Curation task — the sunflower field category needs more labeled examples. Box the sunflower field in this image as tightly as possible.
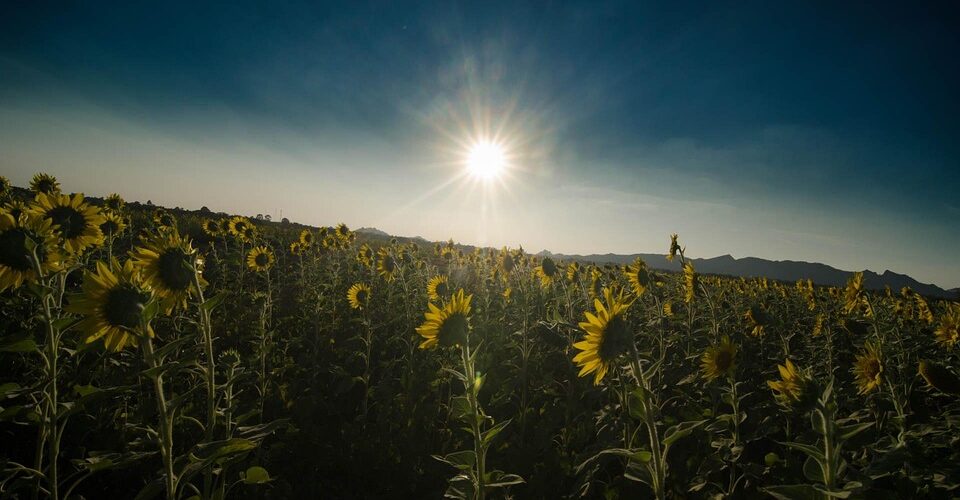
[1,173,959,500]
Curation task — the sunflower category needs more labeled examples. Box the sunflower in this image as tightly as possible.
[499,250,516,274]
[588,268,604,300]
[202,219,222,237]
[934,304,960,349]
[335,223,351,241]
[918,360,960,395]
[767,359,812,407]
[502,287,512,303]
[376,247,397,282]
[357,244,374,267]
[744,305,770,337]
[700,335,737,382]
[67,259,153,352]
[30,173,60,195]
[228,216,251,240]
[416,288,472,349]
[667,233,681,262]
[247,246,275,272]
[626,257,651,296]
[683,262,698,303]
[152,208,176,229]
[289,241,305,255]
[566,262,581,282]
[104,193,125,212]
[572,287,635,385]
[0,209,61,291]
[219,218,233,235]
[0,176,10,198]
[130,230,205,313]
[29,192,105,255]
[812,313,825,337]
[662,301,674,317]
[843,272,868,316]
[852,342,883,395]
[347,282,371,310]
[99,211,127,239]
[535,257,559,287]
[3,200,27,221]
[242,226,257,243]
[299,229,314,247]
[427,275,449,302]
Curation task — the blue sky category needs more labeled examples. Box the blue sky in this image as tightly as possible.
[1,1,958,287]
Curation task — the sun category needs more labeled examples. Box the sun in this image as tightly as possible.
[466,141,506,180]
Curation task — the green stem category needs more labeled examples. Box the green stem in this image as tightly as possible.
[141,332,176,500]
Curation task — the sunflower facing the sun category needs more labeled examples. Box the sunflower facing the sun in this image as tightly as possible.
[572,287,635,385]
[626,257,651,297]
[0,209,62,291]
[68,259,154,352]
[247,246,275,272]
[347,282,371,310]
[427,275,449,302]
[130,230,205,313]
[416,288,472,349]
[376,247,397,282]
[29,192,105,255]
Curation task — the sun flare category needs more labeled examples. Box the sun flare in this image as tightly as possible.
[466,141,506,180]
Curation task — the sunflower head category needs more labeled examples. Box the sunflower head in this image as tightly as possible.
[104,193,125,212]
[572,287,635,385]
[130,230,204,313]
[335,223,351,240]
[934,304,960,349]
[202,219,222,237]
[299,229,314,247]
[228,216,251,241]
[416,288,472,349]
[536,257,559,287]
[67,259,155,351]
[247,246,275,272]
[0,176,10,198]
[566,262,581,282]
[347,282,372,310]
[626,257,651,296]
[427,275,449,302]
[29,192,105,255]
[667,233,681,262]
[918,360,960,396]
[152,209,176,229]
[853,342,883,395]
[683,262,698,303]
[701,335,737,382]
[30,173,60,195]
[0,209,62,291]
[843,271,868,315]
[744,305,770,337]
[767,359,815,409]
[500,250,515,274]
[99,211,127,239]
[376,247,397,282]
[289,241,305,255]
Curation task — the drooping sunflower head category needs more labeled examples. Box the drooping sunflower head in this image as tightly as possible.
[744,305,770,337]
[667,233,681,261]
[500,249,515,274]
[683,262,698,303]
[202,219,222,237]
[68,259,154,352]
[626,257,651,296]
[572,287,635,385]
[99,211,127,239]
[29,192,105,255]
[299,229,314,247]
[843,271,867,315]
[347,282,372,310]
[427,275,449,302]
[934,304,960,349]
[566,262,581,282]
[416,288,472,349]
[30,173,60,195]
[853,342,883,395]
[104,193,125,212]
[130,230,204,313]
[357,244,374,267]
[700,335,737,382]
[918,360,960,396]
[0,210,62,291]
[536,257,559,287]
[247,246,275,272]
[376,247,397,282]
[767,358,815,409]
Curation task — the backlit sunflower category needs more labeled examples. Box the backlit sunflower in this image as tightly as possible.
[853,342,883,395]
[626,257,651,297]
[416,288,472,349]
[500,250,516,275]
[744,305,770,337]
[99,212,127,239]
[152,208,176,229]
[0,209,61,291]
[767,359,812,407]
[843,272,868,316]
[298,229,314,247]
[934,304,960,349]
[247,246,275,272]
[104,193,125,212]
[918,360,960,395]
[700,335,737,382]
[67,259,153,352]
[683,262,698,303]
[572,287,635,385]
[130,230,205,313]
[29,192,105,255]
[376,247,397,282]
[535,257,559,287]
[427,275,449,302]
[202,219,222,237]
[347,282,371,310]
[30,173,60,195]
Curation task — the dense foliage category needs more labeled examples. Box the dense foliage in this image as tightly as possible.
[1,173,959,499]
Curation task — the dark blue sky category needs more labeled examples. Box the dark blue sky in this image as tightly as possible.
[2,1,958,286]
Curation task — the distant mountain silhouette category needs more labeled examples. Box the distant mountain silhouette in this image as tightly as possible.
[355,227,390,237]
[538,251,957,299]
